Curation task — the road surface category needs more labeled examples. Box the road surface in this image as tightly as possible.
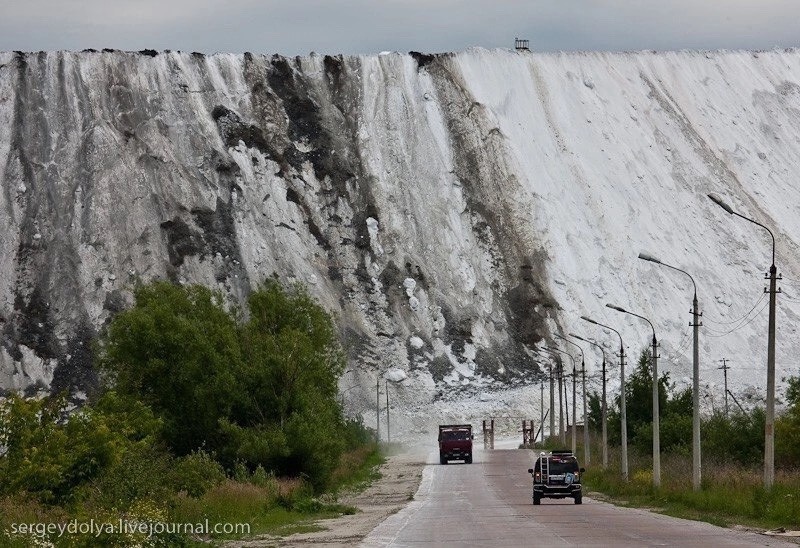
[362,445,795,547]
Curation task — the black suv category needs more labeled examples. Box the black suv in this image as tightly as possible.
[527,450,585,505]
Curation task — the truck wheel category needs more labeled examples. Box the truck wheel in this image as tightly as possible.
[574,495,582,505]
[465,455,473,464]
[533,493,541,505]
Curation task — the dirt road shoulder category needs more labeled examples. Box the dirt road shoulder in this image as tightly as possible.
[226,448,428,547]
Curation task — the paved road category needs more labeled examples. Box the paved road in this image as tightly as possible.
[362,446,795,547]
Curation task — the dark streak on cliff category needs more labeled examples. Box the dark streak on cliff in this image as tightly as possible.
[50,322,98,399]
[423,56,555,377]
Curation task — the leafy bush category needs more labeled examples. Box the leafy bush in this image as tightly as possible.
[99,279,350,491]
[776,375,800,467]
[0,393,147,504]
[170,450,226,497]
[99,282,241,457]
[702,408,764,466]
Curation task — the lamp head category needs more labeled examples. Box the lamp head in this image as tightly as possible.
[580,315,598,325]
[568,333,585,342]
[638,252,661,264]
[606,303,627,313]
[708,193,734,214]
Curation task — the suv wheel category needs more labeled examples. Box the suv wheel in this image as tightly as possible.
[574,494,582,505]
[533,493,541,505]
[440,456,447,465]
[465,455,473,464]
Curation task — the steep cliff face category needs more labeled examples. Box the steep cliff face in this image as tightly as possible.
[1,48,799,432]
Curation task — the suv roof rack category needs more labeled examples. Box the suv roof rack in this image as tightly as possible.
[551,449,574,455]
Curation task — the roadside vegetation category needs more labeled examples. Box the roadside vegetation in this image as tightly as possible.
[0,280,380,547]
[580,350,800,529]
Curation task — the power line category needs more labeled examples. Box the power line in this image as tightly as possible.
[704,300,769,338]
[704,292,765,325]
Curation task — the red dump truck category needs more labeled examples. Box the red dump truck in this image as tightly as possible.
[438,424,473,464]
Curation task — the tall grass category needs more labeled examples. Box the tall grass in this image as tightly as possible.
[0,445,380,546]
[583,446,800,528]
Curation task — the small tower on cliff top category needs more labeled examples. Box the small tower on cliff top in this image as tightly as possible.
[515,38,530,51]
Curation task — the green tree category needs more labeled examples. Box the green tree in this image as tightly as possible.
[600,348,690,452]
[776,375,800,466]
[703,408,765,465]
[99,279,350,490]
[0,392,161,504]
[587,391,602,432]
[99,282,241,455]
[233,280,347,488]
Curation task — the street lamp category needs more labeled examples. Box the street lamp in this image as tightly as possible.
[607,303,661,488]
[556,334,587,463]
[537,349,559,441]
[571,333,608,468]
[540,378,546,444]
[581,315,628,480]
[639,251,702,492]
[708,193,780,489]
[542,346,576,443]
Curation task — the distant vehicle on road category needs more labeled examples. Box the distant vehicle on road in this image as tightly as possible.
[528,449,585,504]
[438,424,473,464]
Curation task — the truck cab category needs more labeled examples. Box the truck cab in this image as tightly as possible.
[527,450,584,504]
[438,424,473,464]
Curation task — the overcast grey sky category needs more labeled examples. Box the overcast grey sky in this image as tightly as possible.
[1,0,799,55]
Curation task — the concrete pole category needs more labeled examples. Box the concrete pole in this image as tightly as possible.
[620,344,628,481]
[564,369,570,444]
[692,293,701,492]
[386,380,390,444]
[602,356,608,468]
[559,363,565,443]
[707,193,778,491]
[540,381,545,444]
[549,362,555,441]
[582,360,590,466]
[652,335,661,488]
[376,376,380,443]
[573,333,606,468]
[719,358,730,416]
[572,366,577,455]
[766,263,777,489]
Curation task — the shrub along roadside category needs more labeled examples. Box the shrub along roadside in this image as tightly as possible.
[0,442,382,546]
[0,280,382,546]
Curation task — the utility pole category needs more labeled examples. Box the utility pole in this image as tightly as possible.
[564,369,570,444]
[557,333,588,464]
[719,358,730,416]
[581,361,589,465]
[540,381,545,444]
[638,252,702,491]
[581,316,627,480]
[620,344,627,479]
[549,362,555,441]
[651,335,661,488]
[708,193,780,489]
[607,304,660,488]
[386,380,391,443]
[540,348,564,442]
[572,364,577,455]
[376,377,380,443]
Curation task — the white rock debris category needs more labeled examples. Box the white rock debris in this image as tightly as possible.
[0,48,798,442]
